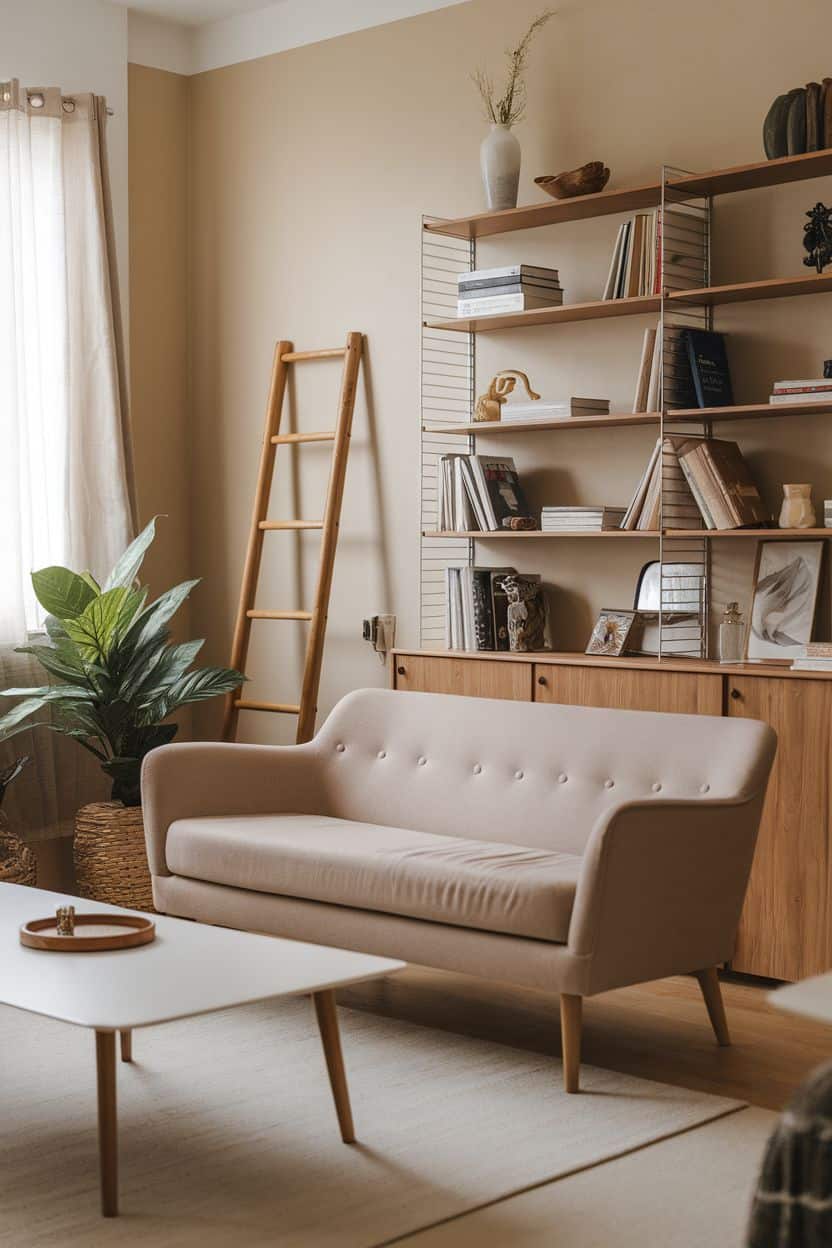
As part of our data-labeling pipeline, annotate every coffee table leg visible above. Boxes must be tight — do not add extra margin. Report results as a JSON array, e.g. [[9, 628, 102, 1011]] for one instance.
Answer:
[[312, 990, 355, 1144], [95, 1031, 118, 1217], [120, 1030, 133, 1063]]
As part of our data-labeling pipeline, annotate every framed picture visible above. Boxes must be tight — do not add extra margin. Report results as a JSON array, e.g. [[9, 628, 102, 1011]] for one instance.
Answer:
[[585, 609, 637, 657], [747, 540, 824, 661]]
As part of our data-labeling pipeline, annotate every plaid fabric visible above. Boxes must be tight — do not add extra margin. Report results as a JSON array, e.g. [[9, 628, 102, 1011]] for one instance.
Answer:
[[747, 1061, 832, 1247]]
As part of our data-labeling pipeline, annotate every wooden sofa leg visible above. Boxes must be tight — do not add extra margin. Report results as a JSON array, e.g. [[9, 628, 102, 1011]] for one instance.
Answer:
[[560, 994, 582, 1093], [696, 967, 731, 1047]]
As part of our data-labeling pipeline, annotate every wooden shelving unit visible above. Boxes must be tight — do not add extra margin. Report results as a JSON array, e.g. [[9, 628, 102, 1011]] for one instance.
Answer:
[[419, 146, 832, 658]]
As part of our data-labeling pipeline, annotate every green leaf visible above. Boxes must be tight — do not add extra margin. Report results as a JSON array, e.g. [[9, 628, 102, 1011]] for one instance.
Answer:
[[104, 516, 159, 591], [31, 567, 97, 620], [64, 587, 145, 659], [132, 639, 205, 703], [80, 571, 101, 595], [129, 580, 200, 650], [0, 685, 93, 702], [144, 666, 243, 721], [17, 643, 88, 683]]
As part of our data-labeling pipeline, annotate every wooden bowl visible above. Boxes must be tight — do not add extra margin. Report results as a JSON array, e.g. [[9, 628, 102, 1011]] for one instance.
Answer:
[[535, 162, 611, 200]]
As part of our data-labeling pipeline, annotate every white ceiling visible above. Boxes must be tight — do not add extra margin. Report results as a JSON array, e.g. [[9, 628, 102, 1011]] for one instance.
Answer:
[[117, 0, 280, 27]]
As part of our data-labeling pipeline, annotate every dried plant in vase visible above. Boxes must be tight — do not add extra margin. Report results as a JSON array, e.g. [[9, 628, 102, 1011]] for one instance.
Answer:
[[471, 10, 554, 211]]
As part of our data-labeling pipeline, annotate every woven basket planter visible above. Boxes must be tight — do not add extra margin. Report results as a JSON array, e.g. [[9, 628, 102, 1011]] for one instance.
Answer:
[[0, 813, 37, 887], [74, 802, 153, 911]]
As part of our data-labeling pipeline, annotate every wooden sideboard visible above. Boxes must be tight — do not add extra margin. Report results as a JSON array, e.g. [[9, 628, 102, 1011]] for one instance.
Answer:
[[391, 649, 832, 982]]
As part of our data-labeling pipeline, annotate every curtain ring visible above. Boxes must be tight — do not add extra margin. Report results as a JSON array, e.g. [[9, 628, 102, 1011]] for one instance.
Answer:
[[62, 98, 76, 114], [28, 92, 45, 109]]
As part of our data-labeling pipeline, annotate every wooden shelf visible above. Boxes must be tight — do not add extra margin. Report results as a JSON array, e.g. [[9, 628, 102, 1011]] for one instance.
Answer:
[[426, 529, 658, 539], [392, 647, 832, 681], [425, 182, 662, 240], [669, 272, 832, 308], [667, 400, 832, 424], [424, 148, 832, 241], [428, 528, 832, 540], [669, 528, 832, 539], [669, 147, 832, 199], [424, 412, 660, 435], [426, 294, 660, 334]]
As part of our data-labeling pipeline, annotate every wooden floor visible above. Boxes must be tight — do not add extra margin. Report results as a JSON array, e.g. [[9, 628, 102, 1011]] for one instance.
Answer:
[[341, 966, 832, 1111]]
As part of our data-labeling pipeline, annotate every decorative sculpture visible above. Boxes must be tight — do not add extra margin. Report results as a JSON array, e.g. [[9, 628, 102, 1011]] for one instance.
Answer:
[[474, 369, 541, 423], [56, 906, 76, 936], [803, 202, 832, 274], [500, 574, 549, 652]]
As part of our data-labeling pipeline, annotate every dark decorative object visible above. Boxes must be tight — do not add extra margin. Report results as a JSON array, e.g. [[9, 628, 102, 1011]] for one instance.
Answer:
[[500, 574, 549, 652], [535, 161, 610, 199], [763, 78, 832, 159], [803, 203, 832, 274], [824, 360, 832, 379]]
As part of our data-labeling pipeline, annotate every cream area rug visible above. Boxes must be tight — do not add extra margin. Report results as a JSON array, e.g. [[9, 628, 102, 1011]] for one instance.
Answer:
[[0, 997, 745, 1247]]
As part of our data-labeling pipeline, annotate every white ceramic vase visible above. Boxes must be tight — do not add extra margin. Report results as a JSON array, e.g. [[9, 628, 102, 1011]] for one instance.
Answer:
[[778, 483, 816, 529], [480, 123, 521, 211]]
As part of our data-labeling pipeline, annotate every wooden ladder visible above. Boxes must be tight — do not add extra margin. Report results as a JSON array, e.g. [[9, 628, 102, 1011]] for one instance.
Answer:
[[222, 332, 364, 744]]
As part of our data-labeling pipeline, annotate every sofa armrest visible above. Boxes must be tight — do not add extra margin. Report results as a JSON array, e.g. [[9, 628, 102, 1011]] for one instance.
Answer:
[[567, 793, 767, 995], [140, 740, 321, 877]]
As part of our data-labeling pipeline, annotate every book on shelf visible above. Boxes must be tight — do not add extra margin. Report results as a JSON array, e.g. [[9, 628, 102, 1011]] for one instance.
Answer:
[[445, 565, 516, 651], [458, 275, 562, 294], [541, 506, 626, 531], [769, 378, 832, 405], [459, 264, 561, 284], [683, 329, 734, 408], [792, 659, 832, 671], [806, 642, 832, 658], [457, 290, 563, 316], [632, 327, 657, 413], [621, 435, 702, 530], [502, 397, 610, 421], [602, 207, 706, 302], [437, 454, 535, 532], [676, 438, 769, 529]]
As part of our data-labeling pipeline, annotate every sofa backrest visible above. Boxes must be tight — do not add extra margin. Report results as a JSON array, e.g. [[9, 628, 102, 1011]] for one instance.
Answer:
[[313, 688, 776, 854]]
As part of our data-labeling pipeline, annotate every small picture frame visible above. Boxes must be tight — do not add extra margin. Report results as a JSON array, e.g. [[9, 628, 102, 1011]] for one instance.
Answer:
[[747, 540, 824, 661], [586, 609, 637, 657]]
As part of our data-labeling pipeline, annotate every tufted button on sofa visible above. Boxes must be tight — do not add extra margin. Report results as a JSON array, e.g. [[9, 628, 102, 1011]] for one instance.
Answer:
[[141, 689, 776, 1093]]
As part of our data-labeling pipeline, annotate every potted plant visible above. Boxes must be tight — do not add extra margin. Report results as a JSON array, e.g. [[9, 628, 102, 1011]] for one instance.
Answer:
[[0, 518, 244, 909], [0, 757, 37, 887], [472, 10, 554, 210]]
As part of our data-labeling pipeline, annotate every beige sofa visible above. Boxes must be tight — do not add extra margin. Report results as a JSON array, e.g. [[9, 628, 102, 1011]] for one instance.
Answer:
[[142, 688, 776, 1091]]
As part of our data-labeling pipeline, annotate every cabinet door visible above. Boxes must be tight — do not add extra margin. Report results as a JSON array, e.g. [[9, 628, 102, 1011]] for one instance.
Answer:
[[393, 655, 532, 701], [533, 663, 722, 716], [728, 676, 831, 981]]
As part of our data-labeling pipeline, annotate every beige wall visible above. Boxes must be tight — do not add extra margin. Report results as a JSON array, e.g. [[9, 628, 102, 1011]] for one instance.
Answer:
[[130, 0, 832, 743]]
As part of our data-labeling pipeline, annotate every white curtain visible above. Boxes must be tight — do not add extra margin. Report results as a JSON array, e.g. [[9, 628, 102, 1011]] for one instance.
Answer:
[[0, 81, 136, 645]]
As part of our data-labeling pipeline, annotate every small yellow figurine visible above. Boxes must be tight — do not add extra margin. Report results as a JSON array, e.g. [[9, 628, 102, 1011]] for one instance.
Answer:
[[474, 370, 541, 423]]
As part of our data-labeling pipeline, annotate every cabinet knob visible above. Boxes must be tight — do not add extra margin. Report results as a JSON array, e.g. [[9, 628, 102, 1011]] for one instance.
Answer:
[[730, 688, 741, 700], [537, 675, 547, 687], [396, 665, 406, 676]]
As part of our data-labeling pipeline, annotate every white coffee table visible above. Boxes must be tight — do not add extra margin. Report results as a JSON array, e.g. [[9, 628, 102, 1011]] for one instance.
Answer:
[[1, 883, 403, 1217]]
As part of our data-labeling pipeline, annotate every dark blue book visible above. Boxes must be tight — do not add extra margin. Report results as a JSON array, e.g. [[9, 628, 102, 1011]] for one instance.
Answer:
[[684, 329, 734, 408]]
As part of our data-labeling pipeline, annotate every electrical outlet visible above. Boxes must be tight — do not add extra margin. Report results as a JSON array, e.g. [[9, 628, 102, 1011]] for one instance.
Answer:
[[362, 614, 396, 659]]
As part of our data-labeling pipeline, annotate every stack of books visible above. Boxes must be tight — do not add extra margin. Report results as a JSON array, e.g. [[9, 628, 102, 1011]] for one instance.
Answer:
[[602, 207, 706, 301], [769, 377, 832, 405], [541, 506, 626, 532], [445, 566, 515, 651], [502, 397, 610, 422], [437, 454, 535, 531], [793, 642, 832, 672], [457, 265, 563, 317]]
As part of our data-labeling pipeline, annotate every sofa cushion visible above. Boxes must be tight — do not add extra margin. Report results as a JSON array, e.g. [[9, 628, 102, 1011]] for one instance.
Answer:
[[165, 813, 582, 942]]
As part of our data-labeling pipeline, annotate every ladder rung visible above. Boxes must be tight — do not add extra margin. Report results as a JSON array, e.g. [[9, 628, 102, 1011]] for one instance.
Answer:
[[246, 610, 312, 620], [281, 348, 347, 363], [235, 699, 301, 714], [259, 521, 324, 530], [272, 431, 336, 444]]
